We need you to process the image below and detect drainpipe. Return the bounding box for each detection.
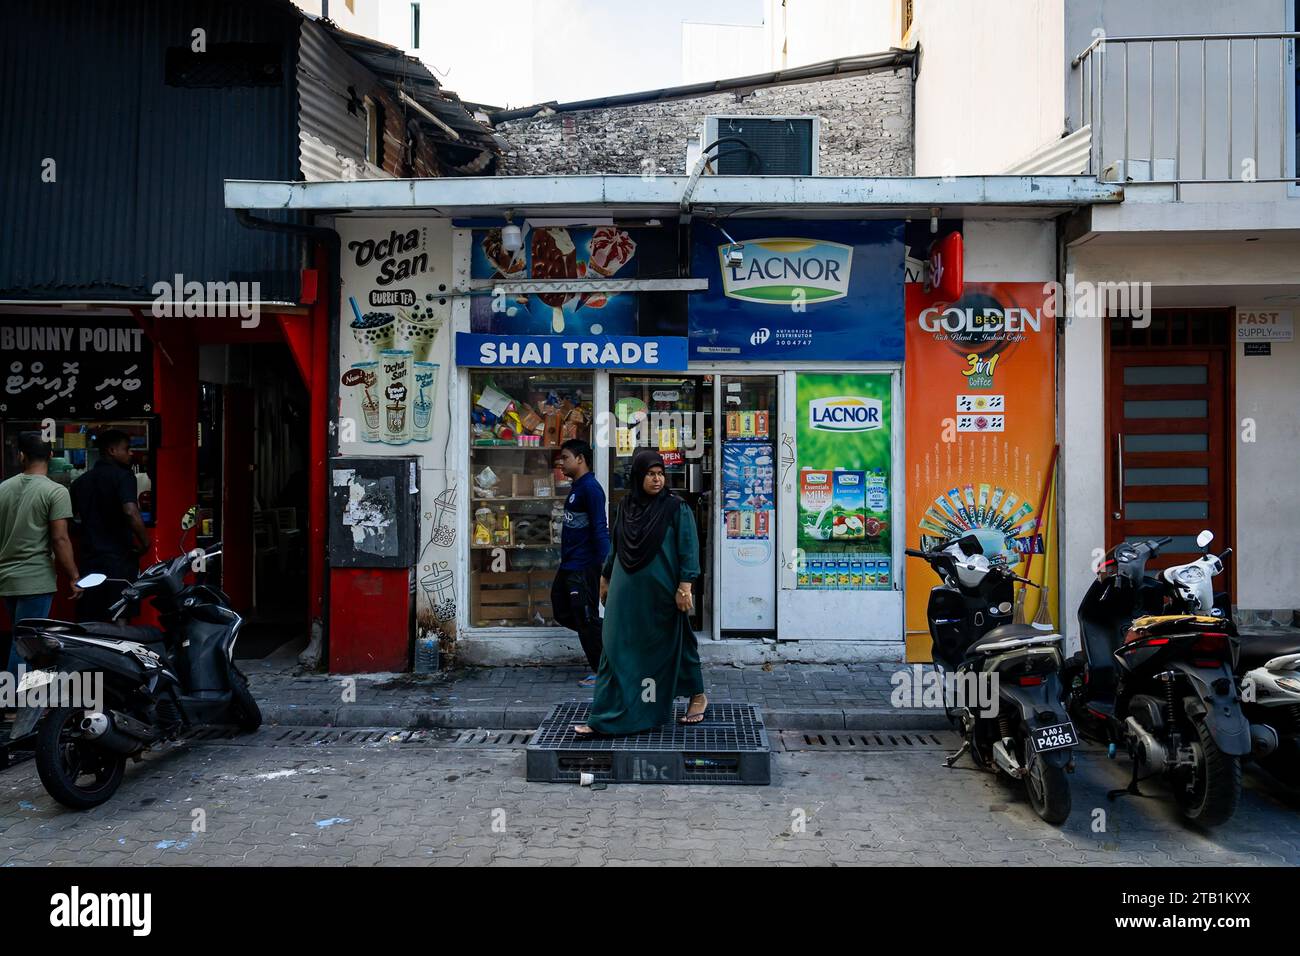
[234,210,341,670]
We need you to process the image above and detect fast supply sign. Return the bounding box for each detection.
[689,220,904,361]
[1236,309,1293,341]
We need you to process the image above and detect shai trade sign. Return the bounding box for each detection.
[689,220,904,361]
[455,333,688,371]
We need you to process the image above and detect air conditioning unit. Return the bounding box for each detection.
[703,115,819,175]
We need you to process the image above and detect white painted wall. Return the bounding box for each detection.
[1058,249,1106,652]
[682,21,768,83]
[963,220,1057,281]
[764,0,900,68]
[912,0,1066,175]
[1234,334,1299,610]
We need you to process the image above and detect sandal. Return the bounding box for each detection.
[572,724,603,738]
[679,694,708,724]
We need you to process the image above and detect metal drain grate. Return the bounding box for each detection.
[779,730,963,752]
[453,730,535,748]
[181,727,453,748]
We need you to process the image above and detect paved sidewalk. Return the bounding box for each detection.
[242,624,1300,733]
[243,656,948,731]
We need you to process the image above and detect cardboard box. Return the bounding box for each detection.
[512,473,552,497]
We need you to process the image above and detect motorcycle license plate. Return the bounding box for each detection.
[1030,721,1077,753]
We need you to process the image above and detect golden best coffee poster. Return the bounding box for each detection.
[904,282,1058,661]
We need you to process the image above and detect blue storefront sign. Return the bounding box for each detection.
[689,220,904,361]
[456,333,688,370]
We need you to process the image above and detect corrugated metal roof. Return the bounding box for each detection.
[0,0,303,302]
[321,26,500,155]
[489,49,918,122]
[1005,126,1092,176]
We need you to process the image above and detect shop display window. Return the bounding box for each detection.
[468,371,594,627]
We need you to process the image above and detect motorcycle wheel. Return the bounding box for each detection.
[1025,751,1072,825]
[1177,718,1241,827]
[229,668,262,733]
[34,707,127,810]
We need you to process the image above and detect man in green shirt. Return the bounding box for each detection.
[1,432,82,697]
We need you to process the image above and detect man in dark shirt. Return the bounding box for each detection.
[71,429,150,622]
[551,438,609,686]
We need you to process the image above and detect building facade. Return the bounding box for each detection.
[909,0,1300,642]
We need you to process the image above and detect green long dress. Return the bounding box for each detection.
[586,499,703,735]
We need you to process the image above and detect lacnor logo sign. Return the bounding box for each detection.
[721,238,853,304]
[809,396,883,432]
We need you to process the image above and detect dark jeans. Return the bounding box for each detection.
[4,593,55,688]
[551,566,604,672]
[77,553,137,624]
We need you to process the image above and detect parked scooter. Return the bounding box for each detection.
[1158,531,1299,788]
[9,508,260,809]
[1065,534,1250,826]
[906,533,1075,825]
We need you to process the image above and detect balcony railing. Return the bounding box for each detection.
[1072,32,1298,185]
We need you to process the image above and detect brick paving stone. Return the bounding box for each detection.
[3,734,1300,867]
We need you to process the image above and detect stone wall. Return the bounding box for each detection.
[493,69,913,177]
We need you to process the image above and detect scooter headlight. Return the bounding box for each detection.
[1277,677,1300,694]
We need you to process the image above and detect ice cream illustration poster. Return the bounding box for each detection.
[722,442,774,539]
[470,225,639,336]
[339,220,452,448]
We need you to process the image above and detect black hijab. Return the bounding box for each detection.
[614,449,680,574]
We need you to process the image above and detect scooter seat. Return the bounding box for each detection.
[85,623,167,653]
[1238,632,1300,671]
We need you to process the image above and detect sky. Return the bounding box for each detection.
[412,0,766,108]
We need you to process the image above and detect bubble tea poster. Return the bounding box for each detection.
[338,221,450,448]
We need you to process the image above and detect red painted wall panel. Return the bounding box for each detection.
[328,568,411,673]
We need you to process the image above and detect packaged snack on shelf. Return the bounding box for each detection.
[473,465,500,497]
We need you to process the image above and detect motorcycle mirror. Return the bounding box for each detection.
[1196,529,1213,550]
[77,573,107,589]
[181,505,198,531]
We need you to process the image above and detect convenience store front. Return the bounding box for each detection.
[272,173,1108,671]
[453,219,907,660]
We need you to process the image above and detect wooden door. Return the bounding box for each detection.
[1106,341,1231,593]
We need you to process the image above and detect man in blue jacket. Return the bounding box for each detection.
[551,439,609,687]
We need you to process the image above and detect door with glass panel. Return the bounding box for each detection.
[1107,343,1229,594]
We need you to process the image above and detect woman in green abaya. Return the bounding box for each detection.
[573,449,707,736]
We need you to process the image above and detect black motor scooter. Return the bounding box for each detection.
[1065,535,1249,827]
[10,509,260,809]
[1154,530,1298,788]
[907,533,1075,825]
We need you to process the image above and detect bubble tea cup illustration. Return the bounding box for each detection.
[380,348,413,444]
[413,362,438,441]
